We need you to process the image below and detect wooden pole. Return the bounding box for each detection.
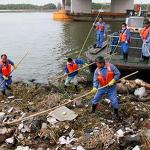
[4,71,139,126]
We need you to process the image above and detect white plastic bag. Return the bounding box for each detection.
[134,87,146,98]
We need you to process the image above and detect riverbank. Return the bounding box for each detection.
[0,72,150,149]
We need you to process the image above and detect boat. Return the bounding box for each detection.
[86,16,150,77]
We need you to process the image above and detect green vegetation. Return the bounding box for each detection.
[0,3,56,10]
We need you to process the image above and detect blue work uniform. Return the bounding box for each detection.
[0,59,14,92]
[96,22,106,48]
[120,28,131,54]
[142,32,150,57]
[92,63,120,109]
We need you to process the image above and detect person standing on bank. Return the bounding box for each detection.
[90,56,121,118]
[94,17,106,48]
[0,54,17,96]
[118,23,131,61]
[140,20,150,62]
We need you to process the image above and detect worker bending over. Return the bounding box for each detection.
[119,23,131,61]
[94,17,106,48]
[64,58,85,92]
[0,54,16,96]
[140,20,150,62]
[91,56,121,118]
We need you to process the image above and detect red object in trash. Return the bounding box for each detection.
[145,124,150,129]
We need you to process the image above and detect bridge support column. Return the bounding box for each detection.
[71,0,92,13]
[62,0,65,9]
[111,0,134,13]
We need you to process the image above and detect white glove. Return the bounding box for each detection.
[125,41,128,44]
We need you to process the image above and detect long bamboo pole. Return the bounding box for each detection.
[4,71,139,126]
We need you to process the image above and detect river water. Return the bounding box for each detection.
[0,12,121,83]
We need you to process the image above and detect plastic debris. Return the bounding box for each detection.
[0,112,5,121]
[49,106,78,121]
[77,145,85,150]
[15,146,31,150]
[5,137,15,144]
[47,117,58,125]
[134,87,147,98]
[116,129,125,138]
[132,145,140,150]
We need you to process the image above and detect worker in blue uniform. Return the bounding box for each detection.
[64,58,85,92]
[140,20,150,62]
[118,23,131,61]
[94,17,106,48]
[90,56,121,118]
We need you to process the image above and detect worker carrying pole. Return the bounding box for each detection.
[0,54,17,96]
[93,16,106,49]
[64,57,87,92]
[90,56,121,119]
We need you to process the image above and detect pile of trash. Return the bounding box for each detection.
[0,79,150,150]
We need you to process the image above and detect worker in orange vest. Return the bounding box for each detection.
[0,54,17,96]
[64,58,85,92]
[90,56,121,118]
[94,17,106,48]
[118,23,131,61]
[140,20,150,62]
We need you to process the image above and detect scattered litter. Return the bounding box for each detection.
[8,107,14,113]
[134,87,147,98]
[47,117,58,125]
[0,112,5,121]
[15,146,31,150]
[7,96,15,99]
[132,145,140,150]
[116,129,125,138]
[49,106,78,121]
[5,137,15,144]
[76,145,85,150]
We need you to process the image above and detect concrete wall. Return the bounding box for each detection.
[111,0,134,13]
[71,0,92,13]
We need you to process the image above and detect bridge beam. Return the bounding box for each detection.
[111,0,134,13]
[71,0,92,13]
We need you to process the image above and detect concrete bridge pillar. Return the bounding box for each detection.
[71,0,92,13]
[62,0,65,9]
[111,0,134,13]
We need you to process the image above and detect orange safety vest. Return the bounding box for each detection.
[97,63,114,86]
[96,22,105,31]
[119,29,131,43]
[0,61,11,77]
[140,27,150,40]
[67,61,78,74]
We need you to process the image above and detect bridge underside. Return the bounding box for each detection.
[62,0,134,14]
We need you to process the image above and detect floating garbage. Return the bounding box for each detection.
[0,112,5,121]
[134,87,147,98]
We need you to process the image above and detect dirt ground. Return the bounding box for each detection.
[0,76,150,150]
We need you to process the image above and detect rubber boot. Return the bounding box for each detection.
[6,85,12,91]
[91,104,97,113]
[123,53,126,61]
[64,85,67,91]
[75,85,78,92]
[2,91,6,96]
[114,108,119,119]
[125,53,128,62]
